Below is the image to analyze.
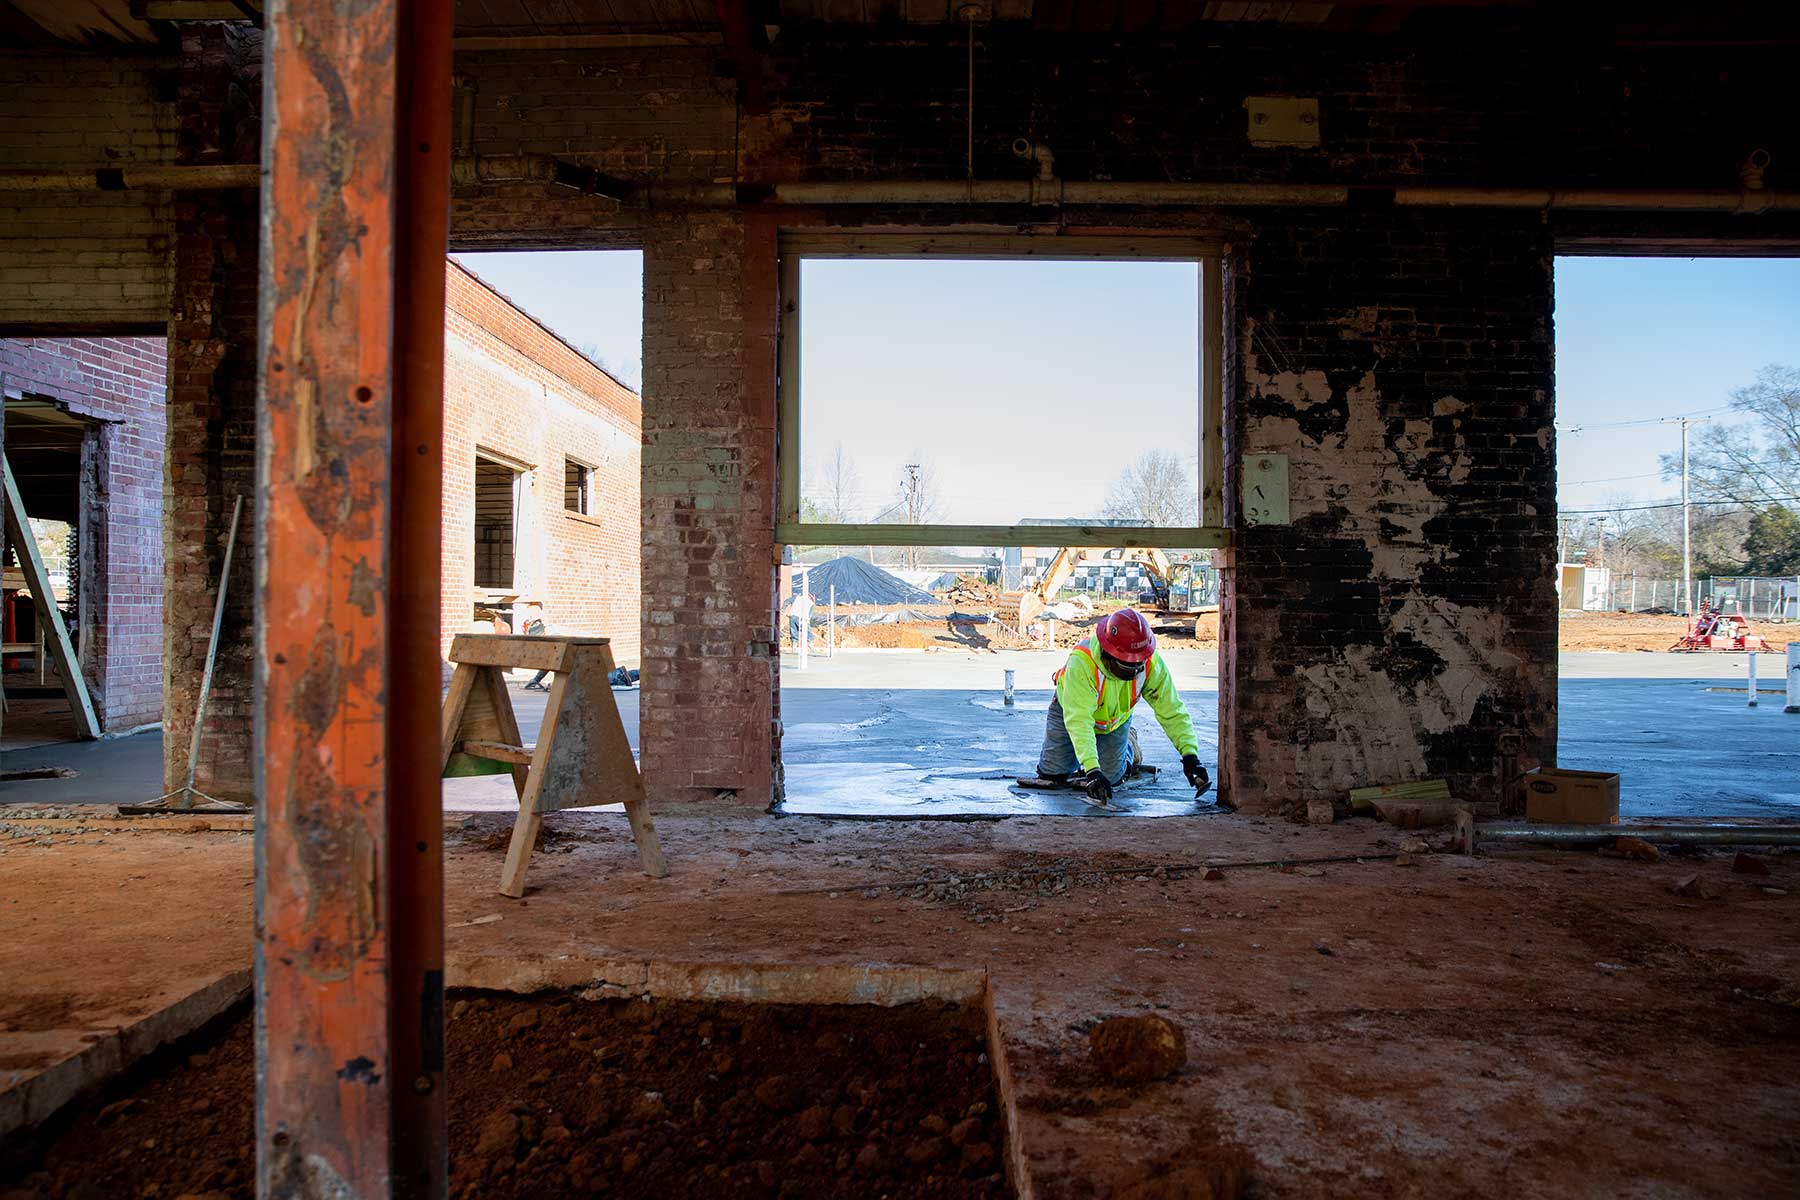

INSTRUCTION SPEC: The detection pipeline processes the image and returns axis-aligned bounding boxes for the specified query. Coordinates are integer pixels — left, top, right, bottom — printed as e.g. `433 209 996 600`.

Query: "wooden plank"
777 251 801 526
532 642 645 815
1201 258 1225 528
461 738 535 765
2 457 98 738
777 522 1232 549
440 664 479 772
449 632 600 671
476 667 531 799
498 665 573 898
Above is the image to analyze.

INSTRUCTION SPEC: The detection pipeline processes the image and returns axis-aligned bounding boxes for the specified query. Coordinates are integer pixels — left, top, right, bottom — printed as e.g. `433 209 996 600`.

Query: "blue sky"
454 250 1800 523
1553 257 1800 515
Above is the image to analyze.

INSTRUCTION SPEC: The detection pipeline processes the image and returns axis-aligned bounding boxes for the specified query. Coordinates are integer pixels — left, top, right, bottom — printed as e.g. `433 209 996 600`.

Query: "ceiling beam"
713 0 774 113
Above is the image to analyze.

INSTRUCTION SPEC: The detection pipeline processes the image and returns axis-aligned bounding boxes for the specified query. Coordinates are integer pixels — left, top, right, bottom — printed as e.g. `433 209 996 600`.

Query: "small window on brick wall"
564 458 593 515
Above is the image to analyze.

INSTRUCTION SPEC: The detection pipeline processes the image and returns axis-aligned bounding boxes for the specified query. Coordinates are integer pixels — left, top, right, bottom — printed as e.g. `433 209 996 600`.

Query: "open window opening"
564 457 594 516
473 453 523 591
1552 254 1800 822
773 237 1228 819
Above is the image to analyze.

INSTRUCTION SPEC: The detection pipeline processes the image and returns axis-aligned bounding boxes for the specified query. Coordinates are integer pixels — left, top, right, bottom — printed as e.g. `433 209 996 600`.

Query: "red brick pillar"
162 26 261 801
639 211 781 807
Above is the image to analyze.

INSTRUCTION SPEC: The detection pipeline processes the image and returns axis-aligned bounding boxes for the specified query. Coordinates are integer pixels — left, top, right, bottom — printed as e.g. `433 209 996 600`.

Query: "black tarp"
793 556 937 605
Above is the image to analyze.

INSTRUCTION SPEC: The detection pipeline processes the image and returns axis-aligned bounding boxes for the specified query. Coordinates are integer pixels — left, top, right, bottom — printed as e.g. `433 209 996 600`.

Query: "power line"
1556 404 1734 434
1559 495 1800 515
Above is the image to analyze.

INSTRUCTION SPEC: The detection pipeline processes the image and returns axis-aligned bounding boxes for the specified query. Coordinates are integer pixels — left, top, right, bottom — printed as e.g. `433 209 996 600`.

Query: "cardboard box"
1522 768 1620 825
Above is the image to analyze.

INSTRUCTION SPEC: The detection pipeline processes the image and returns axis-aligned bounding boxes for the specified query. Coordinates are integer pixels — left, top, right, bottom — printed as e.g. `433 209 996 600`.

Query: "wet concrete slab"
5 649 1796 820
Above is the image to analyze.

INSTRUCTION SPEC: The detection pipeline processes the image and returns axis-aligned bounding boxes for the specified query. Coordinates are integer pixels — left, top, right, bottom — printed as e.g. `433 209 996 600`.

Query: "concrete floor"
5 650 1796 818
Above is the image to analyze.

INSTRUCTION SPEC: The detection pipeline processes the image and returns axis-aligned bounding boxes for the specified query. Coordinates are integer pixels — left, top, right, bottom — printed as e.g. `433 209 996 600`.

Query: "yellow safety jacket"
1053 636 1199 773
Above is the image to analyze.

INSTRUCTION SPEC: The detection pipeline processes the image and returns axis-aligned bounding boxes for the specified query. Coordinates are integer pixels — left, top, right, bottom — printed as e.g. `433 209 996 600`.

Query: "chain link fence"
1599 574 1800 619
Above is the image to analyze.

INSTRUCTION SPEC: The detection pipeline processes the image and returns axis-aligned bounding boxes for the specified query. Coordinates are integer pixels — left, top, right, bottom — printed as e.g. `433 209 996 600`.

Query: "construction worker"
1036 608 1210 805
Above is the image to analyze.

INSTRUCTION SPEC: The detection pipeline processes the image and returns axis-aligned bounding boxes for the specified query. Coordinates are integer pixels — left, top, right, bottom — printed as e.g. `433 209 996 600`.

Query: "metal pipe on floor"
1473 821 1800 848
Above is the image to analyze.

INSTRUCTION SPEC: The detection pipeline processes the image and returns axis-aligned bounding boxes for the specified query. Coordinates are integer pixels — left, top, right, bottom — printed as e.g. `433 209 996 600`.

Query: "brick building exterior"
2 265 641 750
1 337 167 732
443 260 642 665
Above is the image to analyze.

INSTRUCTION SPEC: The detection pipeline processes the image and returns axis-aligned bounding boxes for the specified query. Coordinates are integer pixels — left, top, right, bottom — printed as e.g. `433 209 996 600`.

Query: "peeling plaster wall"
1220 214 1558 815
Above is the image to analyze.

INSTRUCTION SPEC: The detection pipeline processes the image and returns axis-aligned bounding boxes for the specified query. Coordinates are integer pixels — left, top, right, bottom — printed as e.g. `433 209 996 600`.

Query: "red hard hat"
1096 608 1156 663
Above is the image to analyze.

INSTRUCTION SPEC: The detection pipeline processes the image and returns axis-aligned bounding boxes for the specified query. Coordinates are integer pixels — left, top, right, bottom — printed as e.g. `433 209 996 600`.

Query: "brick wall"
1 336 167 731
438 25 1796 814
1219 214 1558 815
162 25 261 801
443 260 643 665
0 51 179 331
640 212 780 807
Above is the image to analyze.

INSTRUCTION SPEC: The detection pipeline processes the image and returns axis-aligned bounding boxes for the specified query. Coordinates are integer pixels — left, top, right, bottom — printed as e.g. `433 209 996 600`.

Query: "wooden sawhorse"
442 634 668 897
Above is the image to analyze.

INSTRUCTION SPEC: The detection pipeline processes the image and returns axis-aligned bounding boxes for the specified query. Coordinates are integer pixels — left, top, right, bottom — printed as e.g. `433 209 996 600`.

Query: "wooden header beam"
777 522 1230 549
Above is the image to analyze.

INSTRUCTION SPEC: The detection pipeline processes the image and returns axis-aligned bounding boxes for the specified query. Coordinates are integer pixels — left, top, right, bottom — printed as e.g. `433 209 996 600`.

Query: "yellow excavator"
1016 547 1212 627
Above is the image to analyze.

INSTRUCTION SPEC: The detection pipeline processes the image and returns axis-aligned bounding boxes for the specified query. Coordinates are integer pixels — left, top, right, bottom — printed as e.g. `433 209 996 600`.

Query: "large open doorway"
771 237 1228 818
1552 255 1800 819
438 250 646 814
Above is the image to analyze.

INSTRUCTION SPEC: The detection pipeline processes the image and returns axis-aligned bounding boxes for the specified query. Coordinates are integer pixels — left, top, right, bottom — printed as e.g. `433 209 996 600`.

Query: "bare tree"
1103 450 1198 527
895 456 939 570
810 441 861 525
1662 364 1800 509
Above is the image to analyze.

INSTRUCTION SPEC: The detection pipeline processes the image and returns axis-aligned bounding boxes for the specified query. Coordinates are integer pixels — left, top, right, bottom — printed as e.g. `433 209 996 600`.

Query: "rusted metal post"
256 0 452 1193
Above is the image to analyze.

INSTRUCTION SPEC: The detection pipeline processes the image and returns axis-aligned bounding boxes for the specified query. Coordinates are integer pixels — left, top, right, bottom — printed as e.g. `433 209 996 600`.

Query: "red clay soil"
1560 609 1792 652
7 994 1007 1200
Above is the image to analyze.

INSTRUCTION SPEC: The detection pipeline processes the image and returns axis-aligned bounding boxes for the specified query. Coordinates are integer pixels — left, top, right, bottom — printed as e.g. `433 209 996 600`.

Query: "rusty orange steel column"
255 0 452 1192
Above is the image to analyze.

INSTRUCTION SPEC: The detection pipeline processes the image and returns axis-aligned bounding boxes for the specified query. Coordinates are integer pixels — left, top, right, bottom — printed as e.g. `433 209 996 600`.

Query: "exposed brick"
0 336 167 732
443 260 642 665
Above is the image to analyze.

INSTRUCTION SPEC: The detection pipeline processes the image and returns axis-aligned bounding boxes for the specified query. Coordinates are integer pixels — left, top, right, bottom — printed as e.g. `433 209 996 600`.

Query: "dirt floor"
8 993 1004 1200
0 809 1796 1197
1558 609 1792 652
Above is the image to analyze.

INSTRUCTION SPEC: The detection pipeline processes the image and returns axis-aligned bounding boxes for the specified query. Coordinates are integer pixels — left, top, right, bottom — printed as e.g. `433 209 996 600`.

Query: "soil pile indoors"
8 993 1008 1200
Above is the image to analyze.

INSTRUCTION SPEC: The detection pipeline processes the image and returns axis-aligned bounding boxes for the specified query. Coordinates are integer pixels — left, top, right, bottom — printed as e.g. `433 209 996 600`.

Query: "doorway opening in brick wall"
439 250 646 816
772 236 1229 819
1550 254 1800 822
1 337 168 792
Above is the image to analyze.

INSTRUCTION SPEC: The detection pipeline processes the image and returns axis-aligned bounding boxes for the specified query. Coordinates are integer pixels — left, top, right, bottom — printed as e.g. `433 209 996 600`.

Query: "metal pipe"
1475 821 1800 847
5 160 1789 215
0 164 261 191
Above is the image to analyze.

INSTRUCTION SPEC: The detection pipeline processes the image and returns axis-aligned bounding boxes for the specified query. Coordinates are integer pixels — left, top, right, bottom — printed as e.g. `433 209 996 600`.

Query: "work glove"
1080 768 1114 804
1182 754 1211 794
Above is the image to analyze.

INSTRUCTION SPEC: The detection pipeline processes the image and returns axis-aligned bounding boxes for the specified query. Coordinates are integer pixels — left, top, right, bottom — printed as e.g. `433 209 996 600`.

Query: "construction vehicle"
1017 547 1215 627
1669 603 1771 652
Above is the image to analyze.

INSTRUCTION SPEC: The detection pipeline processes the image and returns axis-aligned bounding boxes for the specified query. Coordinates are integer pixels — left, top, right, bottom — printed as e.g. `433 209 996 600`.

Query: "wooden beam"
1200 258 1225 528
1 456 99 738
713 0 772 112
777 522 1232 549
777 251 801 526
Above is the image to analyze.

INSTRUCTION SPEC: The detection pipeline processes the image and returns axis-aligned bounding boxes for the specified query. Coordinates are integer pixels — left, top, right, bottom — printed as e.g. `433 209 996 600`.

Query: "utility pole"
1662 415 1712 617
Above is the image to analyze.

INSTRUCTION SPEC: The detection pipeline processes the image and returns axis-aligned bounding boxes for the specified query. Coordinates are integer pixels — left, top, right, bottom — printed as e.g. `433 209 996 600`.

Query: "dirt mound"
13 993 1007 1200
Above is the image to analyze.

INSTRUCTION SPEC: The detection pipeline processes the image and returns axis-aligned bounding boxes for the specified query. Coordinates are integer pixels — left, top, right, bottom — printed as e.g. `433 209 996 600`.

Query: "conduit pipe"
1468 820 1800 849
0 154 631 198
744 178 1795 213
2 163 1792 215
0 163 261 191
